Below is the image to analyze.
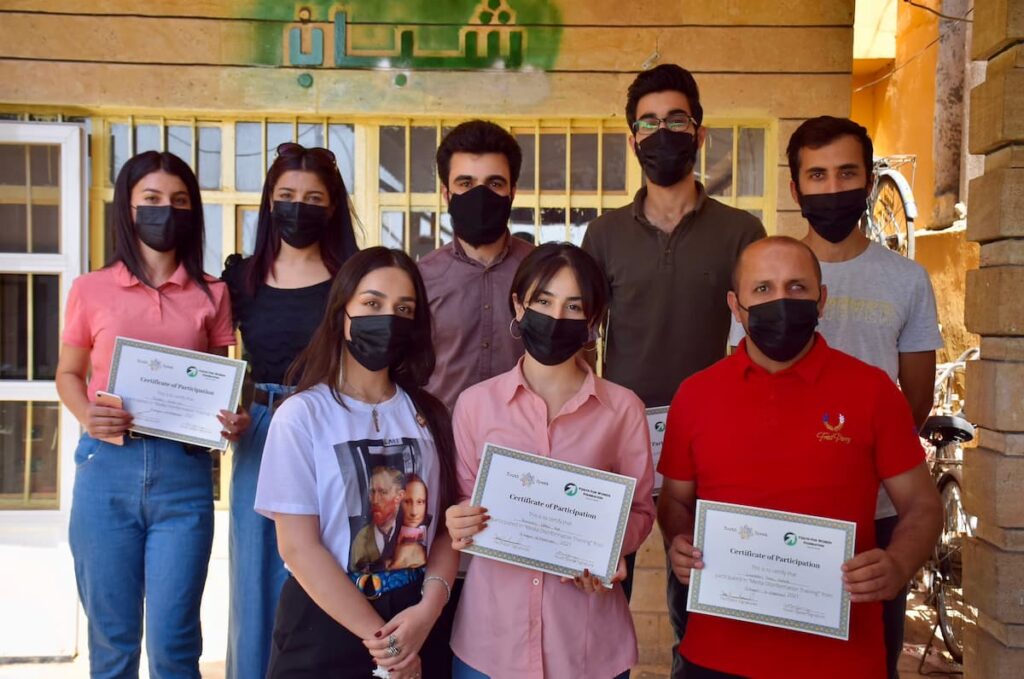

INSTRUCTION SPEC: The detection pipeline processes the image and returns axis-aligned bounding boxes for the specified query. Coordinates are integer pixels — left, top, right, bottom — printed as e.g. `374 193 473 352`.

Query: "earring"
509 318 522 340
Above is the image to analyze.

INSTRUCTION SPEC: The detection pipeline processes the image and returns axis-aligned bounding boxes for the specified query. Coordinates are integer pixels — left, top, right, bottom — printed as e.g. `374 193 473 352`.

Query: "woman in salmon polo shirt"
221 142 359 679
55 151 238 678
444 242 656 679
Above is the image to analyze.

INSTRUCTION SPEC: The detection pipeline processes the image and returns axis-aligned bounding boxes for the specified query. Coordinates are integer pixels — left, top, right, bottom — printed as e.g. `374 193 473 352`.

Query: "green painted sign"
245 0 562 71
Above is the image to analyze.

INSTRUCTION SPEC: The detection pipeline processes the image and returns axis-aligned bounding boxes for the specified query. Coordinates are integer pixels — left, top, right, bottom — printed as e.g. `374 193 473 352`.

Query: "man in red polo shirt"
657 236 941 679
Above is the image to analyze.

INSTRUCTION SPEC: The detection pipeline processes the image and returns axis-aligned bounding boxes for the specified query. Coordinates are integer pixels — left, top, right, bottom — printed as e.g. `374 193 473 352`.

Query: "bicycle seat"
921 415 975 444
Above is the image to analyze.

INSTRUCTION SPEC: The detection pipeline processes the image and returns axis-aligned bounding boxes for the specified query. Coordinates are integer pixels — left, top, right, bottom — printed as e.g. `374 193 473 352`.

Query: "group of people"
56 63 944 679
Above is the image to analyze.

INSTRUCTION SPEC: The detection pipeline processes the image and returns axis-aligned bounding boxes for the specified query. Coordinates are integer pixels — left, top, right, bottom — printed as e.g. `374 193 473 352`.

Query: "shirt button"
482 341 490 349
484 303 491 310
532 578 540 586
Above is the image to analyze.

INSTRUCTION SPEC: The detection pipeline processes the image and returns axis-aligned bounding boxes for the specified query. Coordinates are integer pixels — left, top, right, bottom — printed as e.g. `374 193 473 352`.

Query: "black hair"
786 116 874 187
245 144 360 294
109 151 212 299
509 242 609 330
626 64 704 131
286 247 456 509
436 120 522 189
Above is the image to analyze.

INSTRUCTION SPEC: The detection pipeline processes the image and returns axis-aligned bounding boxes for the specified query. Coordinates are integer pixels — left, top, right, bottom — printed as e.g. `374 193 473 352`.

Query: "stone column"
963 2 1024 676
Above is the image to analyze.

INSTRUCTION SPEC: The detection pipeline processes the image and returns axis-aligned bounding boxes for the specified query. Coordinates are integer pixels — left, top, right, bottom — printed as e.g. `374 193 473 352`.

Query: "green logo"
186 366 198 378
654 421 666 433
563 482 578 497
783 532 798 546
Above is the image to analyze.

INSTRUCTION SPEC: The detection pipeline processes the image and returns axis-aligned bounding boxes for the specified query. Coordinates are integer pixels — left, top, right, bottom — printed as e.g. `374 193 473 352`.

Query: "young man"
581 63 765 676
658 236 942 679
786 116 943 679
417 120 532 672
419 119 532 412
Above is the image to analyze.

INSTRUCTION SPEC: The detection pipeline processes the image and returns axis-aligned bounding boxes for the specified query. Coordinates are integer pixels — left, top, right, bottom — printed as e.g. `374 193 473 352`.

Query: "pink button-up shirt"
62 261 235 400
450 358 655 679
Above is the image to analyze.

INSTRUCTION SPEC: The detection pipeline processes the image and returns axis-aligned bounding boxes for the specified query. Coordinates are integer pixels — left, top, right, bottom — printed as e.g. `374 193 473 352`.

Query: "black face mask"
448 184 512 247
273 201 329 249
799 188 868 243
135 205 192 253
518 308 589 366
346 314 415 372
738 297 820 363
635 129 698 187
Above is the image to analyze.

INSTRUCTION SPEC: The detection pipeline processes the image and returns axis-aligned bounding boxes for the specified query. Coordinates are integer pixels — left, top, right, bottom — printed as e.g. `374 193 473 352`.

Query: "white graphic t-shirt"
255 383 440 575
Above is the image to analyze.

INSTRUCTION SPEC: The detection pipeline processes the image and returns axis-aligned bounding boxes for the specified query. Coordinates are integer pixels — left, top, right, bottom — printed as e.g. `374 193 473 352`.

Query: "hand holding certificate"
106 337 247 451
462 444 637 585
686 500 856 639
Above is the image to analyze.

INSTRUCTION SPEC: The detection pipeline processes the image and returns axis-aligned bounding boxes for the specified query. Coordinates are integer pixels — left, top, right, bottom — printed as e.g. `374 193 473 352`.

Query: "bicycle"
864 155 918 260
917 347 979 669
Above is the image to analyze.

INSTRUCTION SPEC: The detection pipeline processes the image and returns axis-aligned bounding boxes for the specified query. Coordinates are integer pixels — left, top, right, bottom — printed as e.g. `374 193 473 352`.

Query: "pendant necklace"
343 381 392 433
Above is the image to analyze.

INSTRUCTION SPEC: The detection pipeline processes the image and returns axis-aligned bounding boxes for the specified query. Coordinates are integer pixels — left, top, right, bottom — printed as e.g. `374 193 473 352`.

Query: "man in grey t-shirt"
785 117 942 679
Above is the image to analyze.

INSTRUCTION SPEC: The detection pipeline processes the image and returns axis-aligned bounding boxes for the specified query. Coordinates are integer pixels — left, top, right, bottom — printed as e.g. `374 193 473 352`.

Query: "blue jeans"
69 433 214 679
226 384 290 679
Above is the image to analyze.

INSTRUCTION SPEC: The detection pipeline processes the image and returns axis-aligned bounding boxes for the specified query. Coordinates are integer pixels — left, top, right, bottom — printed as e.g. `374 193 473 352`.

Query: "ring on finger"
387 644 401 658
388 634 398 647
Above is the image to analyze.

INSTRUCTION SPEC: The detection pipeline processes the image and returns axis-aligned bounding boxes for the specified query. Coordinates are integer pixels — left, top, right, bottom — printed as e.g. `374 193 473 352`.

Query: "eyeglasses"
276 142 337 166
632 113 698 135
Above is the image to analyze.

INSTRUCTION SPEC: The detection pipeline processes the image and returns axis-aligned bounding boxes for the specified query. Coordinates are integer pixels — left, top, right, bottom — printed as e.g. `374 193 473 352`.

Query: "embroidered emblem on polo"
817 412 851 444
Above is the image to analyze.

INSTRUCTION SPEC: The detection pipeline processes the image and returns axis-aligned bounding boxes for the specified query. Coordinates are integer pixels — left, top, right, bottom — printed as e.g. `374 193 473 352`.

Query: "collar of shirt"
112 260 191 290
733 333 830 385
630 180 709 232
497 355 611 414
450 230 513 270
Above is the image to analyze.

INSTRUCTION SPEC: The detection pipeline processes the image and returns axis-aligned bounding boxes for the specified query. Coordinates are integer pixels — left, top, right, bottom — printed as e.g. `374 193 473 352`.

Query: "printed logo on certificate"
645 405 669 494
687 500 856 640
463 443 636 585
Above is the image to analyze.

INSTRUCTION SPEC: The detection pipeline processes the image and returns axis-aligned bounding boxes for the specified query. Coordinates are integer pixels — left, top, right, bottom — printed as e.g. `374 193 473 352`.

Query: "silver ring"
388 634 398 647
387 644 401 658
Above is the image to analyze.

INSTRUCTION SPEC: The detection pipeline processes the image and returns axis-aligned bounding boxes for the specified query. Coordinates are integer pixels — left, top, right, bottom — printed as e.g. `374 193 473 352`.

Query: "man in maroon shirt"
419 120 533 413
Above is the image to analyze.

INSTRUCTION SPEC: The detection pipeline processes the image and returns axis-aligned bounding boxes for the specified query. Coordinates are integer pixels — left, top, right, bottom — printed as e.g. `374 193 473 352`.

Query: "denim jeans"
69 433 214 679
666 553 690 679
226 383 291 679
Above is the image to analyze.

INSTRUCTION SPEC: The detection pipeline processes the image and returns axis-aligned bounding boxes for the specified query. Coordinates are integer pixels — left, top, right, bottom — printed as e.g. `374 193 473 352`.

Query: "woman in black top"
221 142 359 679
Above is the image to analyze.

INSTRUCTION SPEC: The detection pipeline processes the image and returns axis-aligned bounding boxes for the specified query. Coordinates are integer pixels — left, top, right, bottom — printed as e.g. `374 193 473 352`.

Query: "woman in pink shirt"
55 151 237 678
445 243 656 679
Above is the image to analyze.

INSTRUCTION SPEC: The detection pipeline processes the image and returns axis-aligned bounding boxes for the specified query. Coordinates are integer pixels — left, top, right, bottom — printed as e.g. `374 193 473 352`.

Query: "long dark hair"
509 242 610 331
245 143 360 294
285 247 456 509
109 151 212 298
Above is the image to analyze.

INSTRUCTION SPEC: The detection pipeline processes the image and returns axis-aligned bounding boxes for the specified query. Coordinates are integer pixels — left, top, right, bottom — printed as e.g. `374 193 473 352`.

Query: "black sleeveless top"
222 255 332 384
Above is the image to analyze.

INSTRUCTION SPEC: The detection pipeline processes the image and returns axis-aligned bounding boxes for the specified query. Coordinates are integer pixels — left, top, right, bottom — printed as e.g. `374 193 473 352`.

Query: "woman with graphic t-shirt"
444 243 656 679
255 247 458 679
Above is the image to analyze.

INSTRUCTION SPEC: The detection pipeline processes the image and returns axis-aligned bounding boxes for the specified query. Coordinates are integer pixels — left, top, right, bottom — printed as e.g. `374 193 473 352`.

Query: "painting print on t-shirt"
343 437 433 574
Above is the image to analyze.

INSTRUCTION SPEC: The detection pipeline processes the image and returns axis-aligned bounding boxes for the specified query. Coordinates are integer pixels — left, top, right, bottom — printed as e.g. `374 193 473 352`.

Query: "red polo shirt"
658 335 924 679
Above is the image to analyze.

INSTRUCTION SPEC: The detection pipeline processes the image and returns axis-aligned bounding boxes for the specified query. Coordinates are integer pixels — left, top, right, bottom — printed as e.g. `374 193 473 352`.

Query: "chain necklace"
342 381 394 433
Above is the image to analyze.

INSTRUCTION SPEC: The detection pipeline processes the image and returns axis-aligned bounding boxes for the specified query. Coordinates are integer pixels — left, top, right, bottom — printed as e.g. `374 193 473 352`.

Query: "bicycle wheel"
935 476 977 663
871 174 914 259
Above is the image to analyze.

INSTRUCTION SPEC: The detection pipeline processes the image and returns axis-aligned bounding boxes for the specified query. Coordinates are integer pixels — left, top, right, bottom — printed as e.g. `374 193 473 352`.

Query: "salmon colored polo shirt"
450 358 656 679
62 261 235 401
658 336 924 679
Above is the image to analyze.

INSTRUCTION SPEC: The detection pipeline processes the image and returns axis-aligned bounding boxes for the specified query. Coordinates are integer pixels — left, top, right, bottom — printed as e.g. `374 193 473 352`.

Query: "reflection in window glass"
239 208 259 257
570 134 597 192
540 133 566 191
328 124 356 194
0 273 59 381
297 122 324 149
203 204 223 276
32 275 59 380
379 127 405 193
110 123 130 183
706 128 734 197
30 205 59 254
602 133 628 192
569 208 598 246
0 204 28 252
135 124 160 154
410 127 437 193
198 127 222 190
29 146 59 187
0 401 60 507
28 402 59 499
267 123 293 170
738 128 765 197
515 134 535 191
235 122 262 192
540 207 565 243
0 144 26 185
381 211 404 249
167 125 192 164
0 274 27 379
410 211 435 261
439 212 453 246
510 207 535 244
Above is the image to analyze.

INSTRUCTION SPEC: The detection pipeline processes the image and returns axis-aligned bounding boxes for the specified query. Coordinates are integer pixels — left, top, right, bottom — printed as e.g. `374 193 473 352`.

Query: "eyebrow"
453 174 507 184
536 288 583 301
804 163 862 174
638 108 690 119
359 289 416 303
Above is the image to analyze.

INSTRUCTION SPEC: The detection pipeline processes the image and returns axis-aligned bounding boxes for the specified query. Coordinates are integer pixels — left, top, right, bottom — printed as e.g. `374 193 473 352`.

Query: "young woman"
445 242 656 679
56 151 237 677
221 142 359 679
255 247 459 679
